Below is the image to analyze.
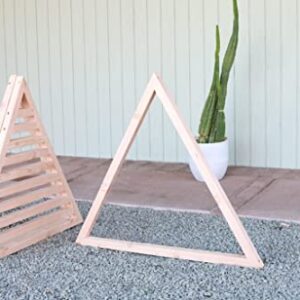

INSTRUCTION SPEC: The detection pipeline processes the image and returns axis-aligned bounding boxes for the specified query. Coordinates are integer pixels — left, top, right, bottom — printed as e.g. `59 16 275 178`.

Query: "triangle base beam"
79 237 259 268
77 74 263 269
0 75 82 258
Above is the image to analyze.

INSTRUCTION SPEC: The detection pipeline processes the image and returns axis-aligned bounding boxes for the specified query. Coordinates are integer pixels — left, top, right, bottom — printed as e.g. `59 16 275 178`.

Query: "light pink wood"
76 74 263 269
0 75 82 258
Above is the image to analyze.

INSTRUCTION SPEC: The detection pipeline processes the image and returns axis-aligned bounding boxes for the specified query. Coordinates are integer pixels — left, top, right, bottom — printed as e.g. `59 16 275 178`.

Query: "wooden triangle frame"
77 74 263 268
0 75 82 257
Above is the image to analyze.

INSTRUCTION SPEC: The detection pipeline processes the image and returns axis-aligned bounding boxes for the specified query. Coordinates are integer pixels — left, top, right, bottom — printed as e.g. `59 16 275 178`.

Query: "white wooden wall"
0 0 299 168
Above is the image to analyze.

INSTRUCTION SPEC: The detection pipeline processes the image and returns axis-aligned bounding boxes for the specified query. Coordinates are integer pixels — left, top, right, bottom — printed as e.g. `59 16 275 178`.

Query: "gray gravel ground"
1 201 300 300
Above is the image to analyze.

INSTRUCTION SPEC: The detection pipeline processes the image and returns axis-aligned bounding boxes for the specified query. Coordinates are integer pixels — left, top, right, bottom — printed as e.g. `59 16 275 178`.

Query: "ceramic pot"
188 139 228 181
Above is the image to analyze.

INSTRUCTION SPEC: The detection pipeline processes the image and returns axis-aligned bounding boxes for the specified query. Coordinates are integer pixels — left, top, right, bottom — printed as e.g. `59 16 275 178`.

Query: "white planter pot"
188 139 228 182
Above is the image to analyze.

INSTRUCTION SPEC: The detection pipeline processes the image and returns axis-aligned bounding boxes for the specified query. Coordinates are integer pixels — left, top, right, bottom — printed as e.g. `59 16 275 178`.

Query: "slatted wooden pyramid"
0 75 82 257
77 74 263 268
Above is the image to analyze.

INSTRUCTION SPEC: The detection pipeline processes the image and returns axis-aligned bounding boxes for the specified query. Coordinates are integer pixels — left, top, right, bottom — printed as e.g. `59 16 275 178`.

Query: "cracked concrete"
58 156 300 223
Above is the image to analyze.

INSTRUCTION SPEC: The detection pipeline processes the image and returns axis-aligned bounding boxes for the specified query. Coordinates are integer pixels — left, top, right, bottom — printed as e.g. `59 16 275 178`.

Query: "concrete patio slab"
58 156 300 223
238 178 300 223
109 171 253 212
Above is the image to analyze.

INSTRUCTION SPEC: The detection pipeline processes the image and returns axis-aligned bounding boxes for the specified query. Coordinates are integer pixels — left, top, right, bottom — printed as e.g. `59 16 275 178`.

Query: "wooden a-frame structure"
0 75 82 257
77 74 263 268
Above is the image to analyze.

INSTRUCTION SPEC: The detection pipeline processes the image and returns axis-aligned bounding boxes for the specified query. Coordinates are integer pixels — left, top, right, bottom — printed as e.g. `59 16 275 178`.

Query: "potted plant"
189 0 239 181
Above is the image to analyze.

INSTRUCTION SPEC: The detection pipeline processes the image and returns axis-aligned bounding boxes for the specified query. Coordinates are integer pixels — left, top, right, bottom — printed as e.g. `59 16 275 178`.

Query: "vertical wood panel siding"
0 0 299 168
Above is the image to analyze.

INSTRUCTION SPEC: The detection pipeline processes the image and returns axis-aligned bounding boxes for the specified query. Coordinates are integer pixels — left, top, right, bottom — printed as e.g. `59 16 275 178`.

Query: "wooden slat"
0 173 60 198
4 149 49 166
22 78 83 225
8 136 45 149
12 122 38 134
0 209 66 243
17 108 34 119
0 197 69 229
0 185 66 213
0 76 82 258
80 237 257 268
0 161 52 182
0 210 75 258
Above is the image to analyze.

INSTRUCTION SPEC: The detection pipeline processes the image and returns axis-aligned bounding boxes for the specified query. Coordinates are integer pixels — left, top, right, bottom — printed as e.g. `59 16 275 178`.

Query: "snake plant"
197 0 239 143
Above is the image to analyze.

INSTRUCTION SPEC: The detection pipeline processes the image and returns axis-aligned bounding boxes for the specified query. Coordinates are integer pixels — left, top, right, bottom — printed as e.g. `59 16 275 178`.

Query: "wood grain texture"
76 74 263 269
0 76 82 258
